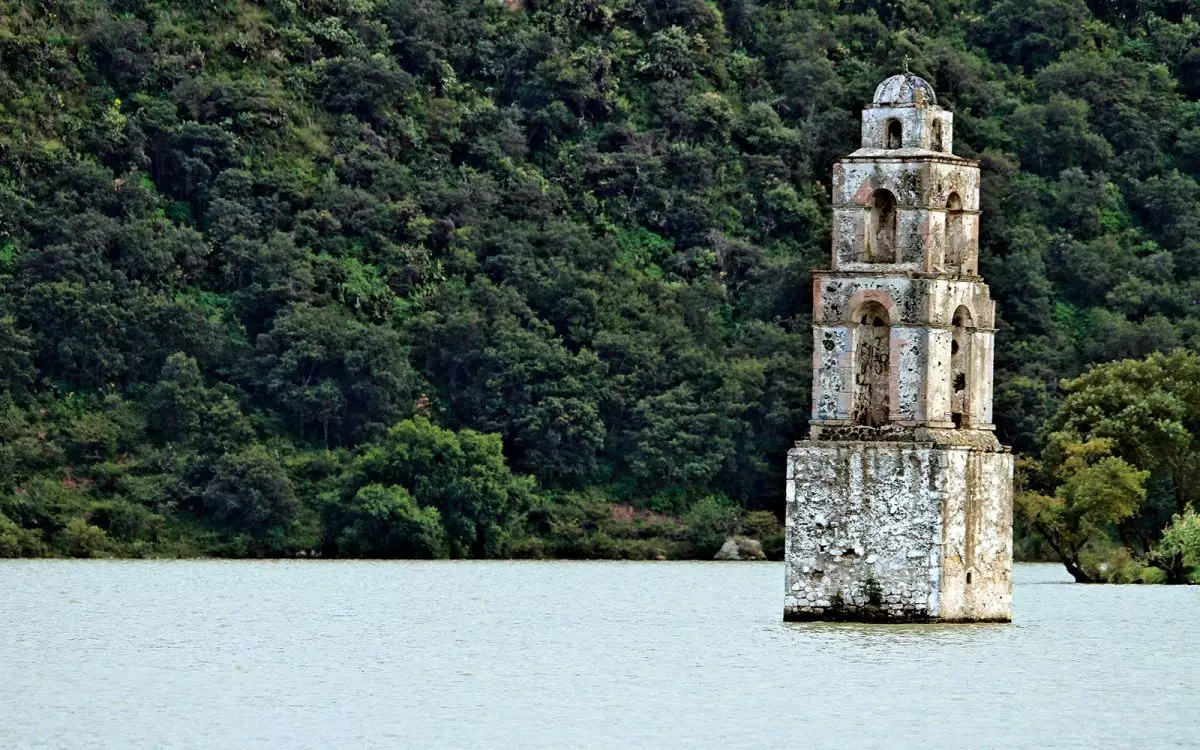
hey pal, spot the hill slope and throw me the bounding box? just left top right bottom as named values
left=1, top=0, right=1198, bottom=557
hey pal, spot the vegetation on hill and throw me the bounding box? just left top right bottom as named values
left=0, top=0, right=1198, bottom=570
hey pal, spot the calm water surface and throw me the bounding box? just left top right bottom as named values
left=1, top=561, right=1196, bottom=748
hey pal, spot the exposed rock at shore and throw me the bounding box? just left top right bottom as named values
left=715, top=536, right=766, bottom=560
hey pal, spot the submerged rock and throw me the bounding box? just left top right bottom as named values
left=715, top=536, right=766, bottom=561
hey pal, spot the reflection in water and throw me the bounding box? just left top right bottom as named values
left=785, top=619, right=1010, bottom=640
left=0, top=561, right=1196, bottom=749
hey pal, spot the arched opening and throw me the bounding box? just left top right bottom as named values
left=945, top=192, right=964, bottom=270
left=853, top=301, right=891, bottom=427
left=950, top=305, right=973, bottom=428
left=885, top=119, right=902, bottom=149
left=931, top=119, right=944, bottom=152
left=866, top=189, right=897, bottom=263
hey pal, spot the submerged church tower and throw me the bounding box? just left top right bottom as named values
left=784, top=73, right=1013, bottom=622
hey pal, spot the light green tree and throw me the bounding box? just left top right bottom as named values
left=1045, top=350, right=1200, bottom=519
left=1153, top=509, right=1200, bottom=584
left=1017, top=439, right=1148, bottom=582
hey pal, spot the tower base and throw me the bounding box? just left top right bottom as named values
left=784, top=441, right=1012, bottom=623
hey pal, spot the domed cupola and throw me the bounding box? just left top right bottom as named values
left=856, top=71, right=953, bottom=153
left=872, top=73, right=937, bottom=108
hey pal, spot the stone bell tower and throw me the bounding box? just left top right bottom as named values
left=784, top=73, right=1013, bottom=622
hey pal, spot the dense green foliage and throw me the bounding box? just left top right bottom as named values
left=0, top=0, right=1198, bottom=560
left=1020, top=350, right=1200, bottom=583
left=1017, top=438, right=1149, bottom=582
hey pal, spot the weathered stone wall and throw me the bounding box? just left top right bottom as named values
left=809, top=321, right=990, bottom=428
left=891, top=325, right=926, bottom=422
left=938, top=448, right=1013, bottom=621
left=830, top=159, right=980, bottom=273
left=831, top=206, right=980, bottom=273
left=926, top=326, right=953, bottom=425
left=969, top=329, right=995, bottom=427
left=784, top=441, right=1012, bottom=622
left=811, top=324, right=853, bottom=422
left=809, top=277, right=997, bottom=430
left=785, top=442, right=941, bottom=621
left=809, top=321, right=932, bottom=425
left=813, top=276, right=995, bottom=329
left=833, top=160, right=980, bottom=210
left=859, top=107, right=953, bottom=152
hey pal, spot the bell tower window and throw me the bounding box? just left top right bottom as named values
left=950, top=306, right=973, bottom=428
left=931, top=119, right=944, bottom=152
left=867, top=189, right=897, bottom=263
left=885, top=119, right=902, bottom=149
left=854, top=302, right=891, bottom=427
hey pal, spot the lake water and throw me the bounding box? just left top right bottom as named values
left=1, top=561, right=1197, bottom=748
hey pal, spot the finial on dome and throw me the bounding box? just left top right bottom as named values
left=903, top=55, right=910, bottom=75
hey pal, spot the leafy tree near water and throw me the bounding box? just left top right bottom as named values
left=334, top=483, right=449, bottom=558
left=202, top=446, right=299, bottom=532
left=1017, top=439, right=1148, bottom=582
left=1044, top=350, right=1200, bottom=523
left=329, top=417, right=535, bottom=558
left=1154, top=509, right=1200, bottom=582
left=1022, top=350, right=1200, bottom=582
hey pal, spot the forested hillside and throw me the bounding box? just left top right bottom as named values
left=1, top=0, right=1198, bottom=560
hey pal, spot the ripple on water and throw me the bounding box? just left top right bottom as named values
left=0, top=560, right=1196, bottom=749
